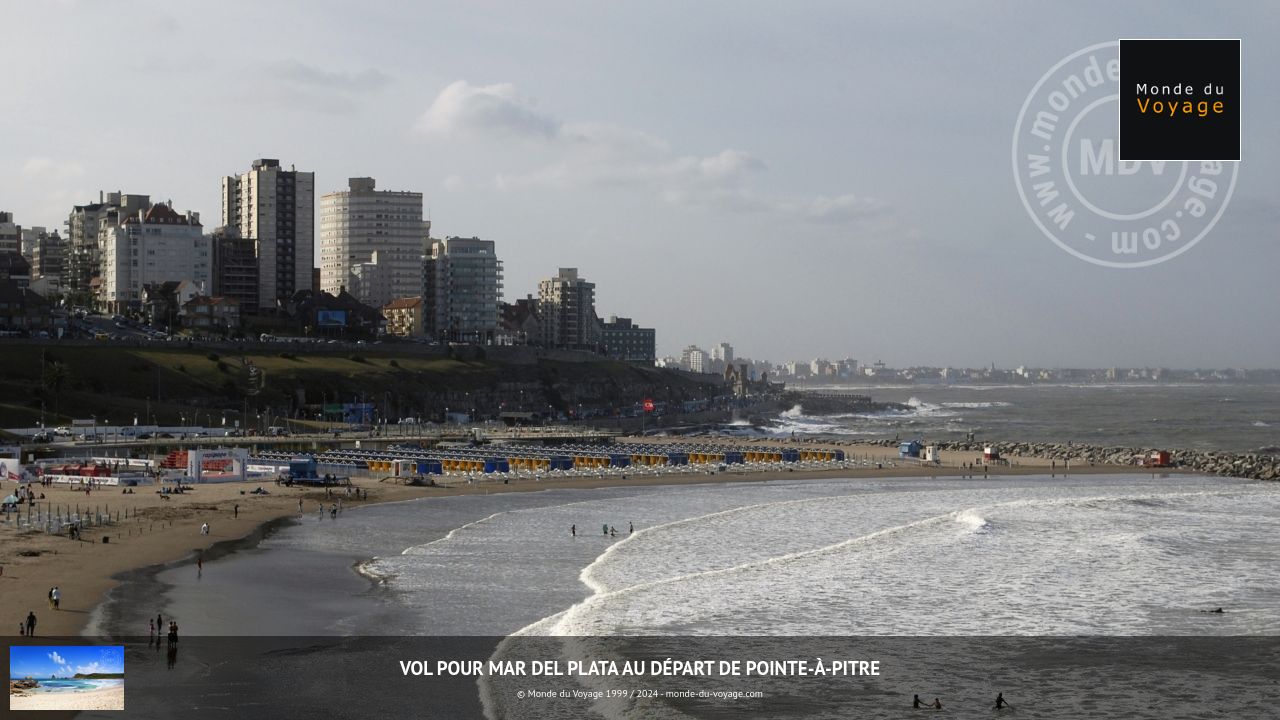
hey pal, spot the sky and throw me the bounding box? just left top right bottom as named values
left=2, top=1, right=1277, bottom=368
left=10, top=645, right=125, bottom=678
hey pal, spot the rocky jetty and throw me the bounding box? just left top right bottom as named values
left=781, top=391, right=907, bottom=416
left=865, top=439, right=1280, bottom=481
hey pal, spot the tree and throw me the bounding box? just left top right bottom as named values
left=41, top=360, right=71, bottom=421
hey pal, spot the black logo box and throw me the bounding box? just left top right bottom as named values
left=1119, top=38, right=1241, bottom=161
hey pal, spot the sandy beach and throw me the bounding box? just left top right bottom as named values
left=0, top=437, right=1168, bottom=638
left=9, top=683, right=125, bottom=711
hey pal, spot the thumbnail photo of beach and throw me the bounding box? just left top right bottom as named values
left=9, top=645, right=124, bottom=711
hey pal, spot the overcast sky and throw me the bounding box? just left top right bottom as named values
left=3, top=1, right=1277, bottom=367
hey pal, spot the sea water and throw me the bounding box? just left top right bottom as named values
left=358, top=473, right=1280, bottom=637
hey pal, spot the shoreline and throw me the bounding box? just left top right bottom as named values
left=9, top=682, right=125, bottom=711
left=2, top=438, right=1195, bottom=639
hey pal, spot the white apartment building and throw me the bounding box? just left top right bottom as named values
left=320, top=177, right=426, bottom=309
left=99, top=204, right=211, bottom=313
left=221, top=159, right=314, bottom=311
left=711, top=342, right=734, bottom=363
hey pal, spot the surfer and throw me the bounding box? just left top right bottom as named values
left=1201, top=607, right=1224, bottom=613
left=995, top=692, right=1011, bottom=710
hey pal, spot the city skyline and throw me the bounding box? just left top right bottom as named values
left=3, top=1, right=1278, bottom=366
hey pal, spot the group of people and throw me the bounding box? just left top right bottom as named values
left=913, top=692, right=1011, bottom=710
left=150, top=614, right=180, bottom=644
left=46, top=586, right=61, bottom=610
left=569, top=522, right=635, bottom=538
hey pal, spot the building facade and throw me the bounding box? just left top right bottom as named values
left=537, top=267, right=598, bottom=350
left=600, top=316, right=656, bottom=362
left=221, top=159, right=314, bottom=312
left=210, top=226, right=260, bottom=312
left=66, top=192, right=152, bottom=297
left=382, top=296, right=425, bottom=338
left=99, top=204, right=211, bottom=313
left=0, top=211, right=19, bottom=254
left=423, top=236, right=502, bottom=343
left=319, top=177, right=426, bottom=309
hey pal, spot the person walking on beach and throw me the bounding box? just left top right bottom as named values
left=47, top=587, right=54, bottom=609
left=200, top=522, right=209, bottom=535
left=234, top=504, right=239, bottom=518
left=25, top=611, right=36, bottom=637
left=51, top=586, right=60, bottom=610
left=298, top=499, right=303, bottom=513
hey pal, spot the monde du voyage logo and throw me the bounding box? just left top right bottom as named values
left=1012, top=40, right=1240, bottom=268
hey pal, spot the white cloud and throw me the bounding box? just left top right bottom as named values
left=422, top=80, right=888, bottom=227
left=74, top=661, right=109, bottom=675
left=417, top=80, right=560, bottom=139
left=48, top=651, right=66, bottom=665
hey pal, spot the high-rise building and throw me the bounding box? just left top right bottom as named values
left=210, top=226, right=260, bottom=311
left=600, top=316, right=656, bottom=362
left=99, top=203, right=211, bottom=313
left=423, top=236, right=503, bottom=343
left=24, top=227, right=66, bottom=284
left=319, top=177, right=426, bottom=309
left=537, top=268, right=598, bottom=350
left=0, top=212, right=21, bottom=254
left=66, top=192, right=152, bottom=297
left=711, top=342, right=734, bottom=364
left=221, top=159, right=314, bottom=312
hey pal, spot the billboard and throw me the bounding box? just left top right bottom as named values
left=0, top=446, right=21, bottom=482
left=316, top=310, right=347, bottom=328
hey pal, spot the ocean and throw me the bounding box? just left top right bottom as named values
left=101, top=473, right=1280, bottom=638
left=23, top=678, right=123, bottom=693
left=757, top=383, right=1280, bottom=452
